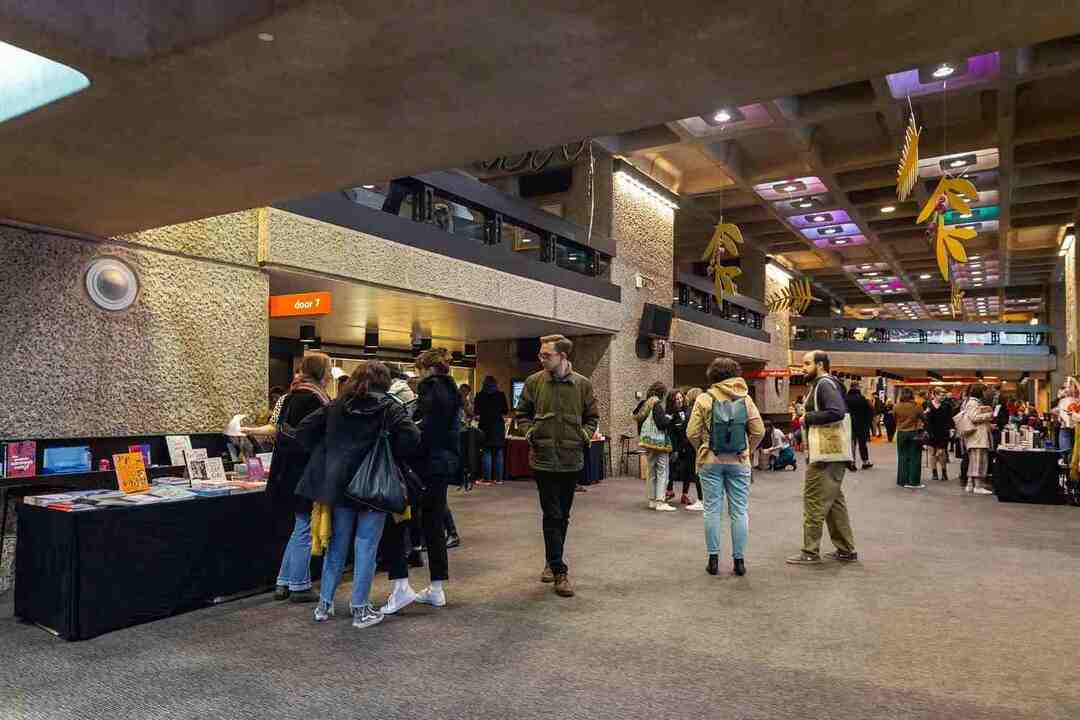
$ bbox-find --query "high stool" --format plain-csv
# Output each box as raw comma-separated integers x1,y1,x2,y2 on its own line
619,434,645,476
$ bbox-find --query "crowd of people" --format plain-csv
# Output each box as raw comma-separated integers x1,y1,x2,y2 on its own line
254,331,1078,630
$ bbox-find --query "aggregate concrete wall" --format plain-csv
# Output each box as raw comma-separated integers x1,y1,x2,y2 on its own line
604,174,675,439
0,220,268,440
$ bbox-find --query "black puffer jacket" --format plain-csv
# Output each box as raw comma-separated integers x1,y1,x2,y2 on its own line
294,392,421,508
414,374,463,479
267,388,326,513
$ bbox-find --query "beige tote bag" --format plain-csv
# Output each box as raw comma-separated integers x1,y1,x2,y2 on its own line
807,377,853,463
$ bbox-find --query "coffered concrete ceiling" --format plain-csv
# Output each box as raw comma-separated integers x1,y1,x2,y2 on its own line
614,36,1080,321
2,1,1080,242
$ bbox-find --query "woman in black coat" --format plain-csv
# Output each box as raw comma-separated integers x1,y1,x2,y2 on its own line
267,353,331,604
294,360,420,629
474,375,510,484
378,348,463,615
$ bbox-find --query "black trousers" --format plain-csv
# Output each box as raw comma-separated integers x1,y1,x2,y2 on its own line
384,476,451,582
535,470,578,575
851,433,870,464
443,506,458,537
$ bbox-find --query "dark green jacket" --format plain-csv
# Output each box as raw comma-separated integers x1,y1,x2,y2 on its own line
515,367,600,473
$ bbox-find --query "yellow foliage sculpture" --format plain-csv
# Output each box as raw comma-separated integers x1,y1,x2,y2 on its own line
896,112,921,202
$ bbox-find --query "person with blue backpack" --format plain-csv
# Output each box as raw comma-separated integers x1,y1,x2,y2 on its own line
686,357,765,576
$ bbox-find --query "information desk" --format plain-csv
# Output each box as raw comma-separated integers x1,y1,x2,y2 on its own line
15,491,294,640
505,438,608,484
993,449,1066,505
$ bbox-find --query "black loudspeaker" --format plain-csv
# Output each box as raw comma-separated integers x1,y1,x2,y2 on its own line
635,337,654,359
364,329,379,352
463,343,477,359
516,337,542,363
639,303,673,339
519,167,573,198
300,324,317,343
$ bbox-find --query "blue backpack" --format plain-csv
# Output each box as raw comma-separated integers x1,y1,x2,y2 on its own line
709,393,749,454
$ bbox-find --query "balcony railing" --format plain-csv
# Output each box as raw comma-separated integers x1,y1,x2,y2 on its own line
274,171,620,302
791,317,1052,355
673,275,770,343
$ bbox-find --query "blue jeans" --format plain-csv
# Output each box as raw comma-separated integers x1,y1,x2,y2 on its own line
699,463,751,559
482,447,505,482
276,511,312,591
319,506,386,610
1060,428,1074,454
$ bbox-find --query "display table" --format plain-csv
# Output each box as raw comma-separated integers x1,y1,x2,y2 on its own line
15,491,294,640
993,449,1066,505
504,438,608,483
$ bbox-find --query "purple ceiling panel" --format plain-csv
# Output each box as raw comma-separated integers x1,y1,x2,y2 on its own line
886,52,1000,99
788,209,852,228
803,222,861,240
812,234,868,248
754,176,827,201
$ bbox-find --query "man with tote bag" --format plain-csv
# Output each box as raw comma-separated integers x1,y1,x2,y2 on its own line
786,351,859,565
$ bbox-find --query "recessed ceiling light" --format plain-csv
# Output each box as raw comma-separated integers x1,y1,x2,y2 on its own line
880,205,896,214
973,282,984,287
811,214,828,222
362,184,375,189
860,264,873,269
832,239,848,245
863,272,880,277
822,226,842,235
949,158,967,168
919,273,932,279
258,32,275,42
933,62,956,79
969,255,981,260
713,110,733,123
782,184,799,192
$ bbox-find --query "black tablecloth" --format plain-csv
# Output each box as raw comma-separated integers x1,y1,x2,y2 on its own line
993,450,1066,504
15,491,298,640
503,438,608,483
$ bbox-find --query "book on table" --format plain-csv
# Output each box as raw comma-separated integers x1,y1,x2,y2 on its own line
165,435,193,467
184,448,209,481
5,441,37,478
112,451,150,494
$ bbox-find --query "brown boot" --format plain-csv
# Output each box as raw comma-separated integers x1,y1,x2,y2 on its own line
553,573,575,597
540,565,554,583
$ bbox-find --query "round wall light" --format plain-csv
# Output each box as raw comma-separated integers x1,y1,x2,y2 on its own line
86,257,138,311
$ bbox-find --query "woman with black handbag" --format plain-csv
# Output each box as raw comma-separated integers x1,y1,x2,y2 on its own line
294,360,420,629
379,348,463,615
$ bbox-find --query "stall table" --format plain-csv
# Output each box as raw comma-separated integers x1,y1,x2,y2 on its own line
504,438,608,484
15,490,294,640
992,449,1066,505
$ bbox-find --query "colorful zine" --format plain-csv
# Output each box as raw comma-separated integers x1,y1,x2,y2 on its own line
256,452,273,472
5,441,37,478
245,457,265,481
165,435,193,467
112,451,150,494
128,443,152,469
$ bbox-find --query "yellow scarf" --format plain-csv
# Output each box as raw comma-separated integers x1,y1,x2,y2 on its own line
310,502,332,556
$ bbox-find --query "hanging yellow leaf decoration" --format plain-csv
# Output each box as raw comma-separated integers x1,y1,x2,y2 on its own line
701,223,744,261
951,286,965,318
765,279,818,315
934,216,977,281
715,265,741,299
918,177,978,224
896,111,921,202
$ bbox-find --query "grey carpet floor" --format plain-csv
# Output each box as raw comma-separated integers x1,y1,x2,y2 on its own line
2,441,1080,719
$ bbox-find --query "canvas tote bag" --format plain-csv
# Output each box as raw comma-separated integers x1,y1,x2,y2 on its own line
807,377,853,463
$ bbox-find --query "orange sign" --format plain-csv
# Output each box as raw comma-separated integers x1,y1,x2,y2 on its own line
269,292,332,318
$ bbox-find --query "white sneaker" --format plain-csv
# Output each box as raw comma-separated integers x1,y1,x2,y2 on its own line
973,487,993,495
655,502,677,512
686,500,704,511
965,483,974,493
352,604,384,629
313,600,335,622
415,586,447,607
379,585,417,615
647,500,658,510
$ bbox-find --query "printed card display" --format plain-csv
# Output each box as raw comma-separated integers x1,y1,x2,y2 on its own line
5,441,37,478
112,451,150,494
165,435,193,467
203,457,227,483
184,448,209,481
256,452,273,472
